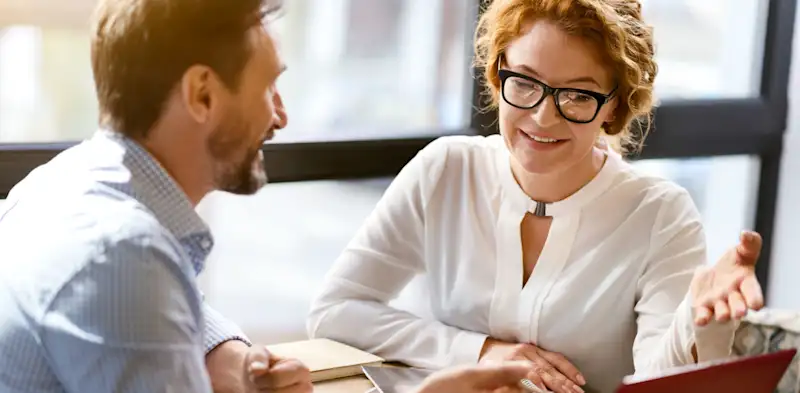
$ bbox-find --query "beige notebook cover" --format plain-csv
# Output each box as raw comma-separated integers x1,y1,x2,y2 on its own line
266,338,385,382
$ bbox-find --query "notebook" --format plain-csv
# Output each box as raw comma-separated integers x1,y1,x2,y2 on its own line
616,348,797,393
265,338,385,382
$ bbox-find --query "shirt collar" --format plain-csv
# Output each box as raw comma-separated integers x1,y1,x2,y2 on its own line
90,129,213,273
498,147,622,217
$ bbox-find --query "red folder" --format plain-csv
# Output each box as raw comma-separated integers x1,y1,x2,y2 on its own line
616,349,797,393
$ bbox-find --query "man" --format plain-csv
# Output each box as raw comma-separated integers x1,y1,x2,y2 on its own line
0,0,304,391
0,0,535,392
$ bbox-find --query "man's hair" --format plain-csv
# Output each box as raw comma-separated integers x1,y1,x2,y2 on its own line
90,0,282,138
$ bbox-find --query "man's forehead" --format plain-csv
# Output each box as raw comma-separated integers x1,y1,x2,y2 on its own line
250,24,284,76
266,25,284,57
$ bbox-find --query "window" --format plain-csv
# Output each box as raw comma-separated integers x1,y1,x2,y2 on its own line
271,0,474,143
643,0,769,100
0,0,475,144
0,26,95,143
1,0,770,142
197,180,391,344
632,156,761,262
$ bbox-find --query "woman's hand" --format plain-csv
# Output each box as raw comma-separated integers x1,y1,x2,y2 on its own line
413,362,532,393
691,230,765,326
479,338,585,393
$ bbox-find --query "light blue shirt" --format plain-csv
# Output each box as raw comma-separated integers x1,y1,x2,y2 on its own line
0,130,250,393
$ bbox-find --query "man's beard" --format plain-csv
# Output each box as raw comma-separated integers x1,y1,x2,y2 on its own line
206,113,268,195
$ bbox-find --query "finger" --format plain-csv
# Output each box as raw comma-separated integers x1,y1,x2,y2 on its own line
739,276,765,310
537,351,585,386
700,274,746,311
253,359,310,389
467,361,534,390
736,231,762,265
532,361,573,393
694,305,713,326
714,299,731,322
246,346,273,380
524,373,546,391
555,375,584,393
248,361,269,379
728,291,748,319
538,370,563,393
692,266,718,308
540,369,581,393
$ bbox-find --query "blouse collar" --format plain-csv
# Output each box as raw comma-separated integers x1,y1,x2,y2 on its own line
498,147,622,217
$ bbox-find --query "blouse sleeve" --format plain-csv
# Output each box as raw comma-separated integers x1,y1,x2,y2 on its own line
631,188,738,376
306,138,489,369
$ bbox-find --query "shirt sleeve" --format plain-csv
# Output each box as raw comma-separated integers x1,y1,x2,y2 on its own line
39,234,213,393
203,302,251,354
307,138,488,370
631,188,738,376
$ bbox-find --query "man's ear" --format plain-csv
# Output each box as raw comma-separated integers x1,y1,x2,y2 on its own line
180,65,218,125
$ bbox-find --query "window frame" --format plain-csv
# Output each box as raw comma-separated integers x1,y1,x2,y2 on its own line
0,0,795,300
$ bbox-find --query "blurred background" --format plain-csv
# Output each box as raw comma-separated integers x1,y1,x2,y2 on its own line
0,0,797,345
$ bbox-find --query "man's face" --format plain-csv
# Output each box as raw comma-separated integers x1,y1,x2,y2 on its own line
207,25,287,195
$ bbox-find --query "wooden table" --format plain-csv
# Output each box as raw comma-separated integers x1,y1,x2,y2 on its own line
314,375,374,393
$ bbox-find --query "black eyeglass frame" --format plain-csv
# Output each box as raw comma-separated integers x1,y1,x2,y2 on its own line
497,68,618,124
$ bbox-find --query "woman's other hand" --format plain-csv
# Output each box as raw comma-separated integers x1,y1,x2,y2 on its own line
691,230,765,326
479,338,586,393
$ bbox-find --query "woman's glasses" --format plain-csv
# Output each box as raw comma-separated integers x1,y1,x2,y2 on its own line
498,69,616,124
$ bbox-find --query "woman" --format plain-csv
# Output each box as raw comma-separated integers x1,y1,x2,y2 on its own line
307,1,764,392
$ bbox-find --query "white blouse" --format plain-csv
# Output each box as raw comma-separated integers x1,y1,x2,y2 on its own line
307,135,736,393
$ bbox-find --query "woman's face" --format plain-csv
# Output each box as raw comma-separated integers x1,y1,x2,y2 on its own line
498,19,618,175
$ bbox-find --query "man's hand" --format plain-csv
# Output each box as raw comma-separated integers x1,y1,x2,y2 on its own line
414,362,533,393
206,340,312,393
245,346,312,393
691,230,765,326
480,338,585,393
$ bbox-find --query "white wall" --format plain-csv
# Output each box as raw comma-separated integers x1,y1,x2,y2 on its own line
767,4,800,311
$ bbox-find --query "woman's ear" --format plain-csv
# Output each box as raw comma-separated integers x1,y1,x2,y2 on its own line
602,105,618,135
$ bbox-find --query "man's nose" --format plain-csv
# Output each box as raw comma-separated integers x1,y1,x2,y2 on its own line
272,90,288,130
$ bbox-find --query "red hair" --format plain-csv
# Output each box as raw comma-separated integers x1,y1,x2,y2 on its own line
474,0,657,153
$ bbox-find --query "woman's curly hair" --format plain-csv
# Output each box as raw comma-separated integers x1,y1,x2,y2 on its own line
474,0,658,154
